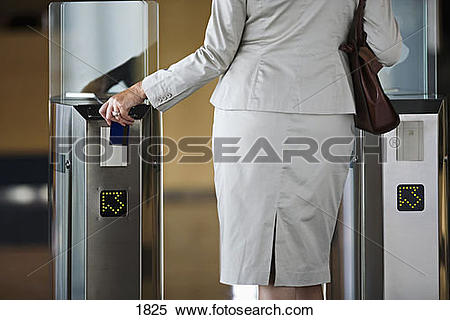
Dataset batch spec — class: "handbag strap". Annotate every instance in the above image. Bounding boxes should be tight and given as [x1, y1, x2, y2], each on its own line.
[355, 0, 367, 47]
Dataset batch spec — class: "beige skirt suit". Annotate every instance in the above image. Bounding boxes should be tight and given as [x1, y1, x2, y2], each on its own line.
[142, 0, 402, 286]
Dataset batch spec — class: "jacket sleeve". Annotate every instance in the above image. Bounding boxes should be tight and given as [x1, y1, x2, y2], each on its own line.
[364, 0, 403, 67]
[142, 0, 247, 112]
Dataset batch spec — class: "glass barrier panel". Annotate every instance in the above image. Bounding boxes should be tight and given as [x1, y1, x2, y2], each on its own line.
[380, 0, 437, 96]
[49, 1, 158, 100]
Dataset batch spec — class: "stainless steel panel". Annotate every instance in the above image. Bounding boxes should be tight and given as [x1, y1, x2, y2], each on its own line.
[100, 128, 128, 167]
[50, 102, 163, 300]
[141, 108, 164, 299]
[328, 164, 361, 300]
[361, 132, 385, 300]
[71, 109, 87, 299]
[328, 130, 385, 300]
[50, 103, 72, 299]
[382, 100, 448, 299]
[383, 113, 439, 299]
[396, 121, 424, 161]
[438, 100, 449, 299]
[329, 99, 449, 300]
[85, 119, 142, 299]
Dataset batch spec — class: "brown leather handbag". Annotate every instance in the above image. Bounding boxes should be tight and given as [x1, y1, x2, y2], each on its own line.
[339, 0, 400, 135]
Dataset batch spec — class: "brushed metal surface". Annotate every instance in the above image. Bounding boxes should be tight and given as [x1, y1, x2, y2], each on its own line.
[328, 129, 385, 300]
[85, 119, 142, 299]
[361, 132, 384, 300]
[99, 127, 128, 167]
[328, 165, 361, 300]
[438, 99, 449, 299]
[382, 105, 443, 299]
[50, 103, 73, 299]
[141, 107, 164, 299]
[50, 103, 163, 300]
[70, 110, 87, 299]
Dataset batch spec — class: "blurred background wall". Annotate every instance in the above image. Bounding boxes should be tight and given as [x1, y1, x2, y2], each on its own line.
[0, 0, 229, 300]
[1, 0, 450, 300]
[0, 0, 216, 189]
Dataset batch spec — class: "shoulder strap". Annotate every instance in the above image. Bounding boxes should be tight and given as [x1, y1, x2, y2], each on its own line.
[356, 0, 367, 47]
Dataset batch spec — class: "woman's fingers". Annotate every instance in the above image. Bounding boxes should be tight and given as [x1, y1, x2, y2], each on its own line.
[117, 106, 135, 123]
[99, 101, 108, 122]
[105, 102, 115, 126]
[111, 104, 134, 126]
[111, 98, 134, 124]
[99, 88, 142, 126]
[118, 117, 134, 126]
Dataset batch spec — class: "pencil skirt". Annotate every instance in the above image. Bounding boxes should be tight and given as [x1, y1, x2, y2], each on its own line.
[211, 107, 356, 286]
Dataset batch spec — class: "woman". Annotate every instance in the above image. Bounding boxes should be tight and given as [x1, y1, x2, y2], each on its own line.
[99, 0, 402, 300]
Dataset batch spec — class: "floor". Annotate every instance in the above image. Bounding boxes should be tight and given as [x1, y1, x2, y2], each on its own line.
[0, 195, 235, 300]
[162, 195, 233, 299]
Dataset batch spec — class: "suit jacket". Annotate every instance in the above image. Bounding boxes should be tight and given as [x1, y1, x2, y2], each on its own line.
[142, 0, 402, 114]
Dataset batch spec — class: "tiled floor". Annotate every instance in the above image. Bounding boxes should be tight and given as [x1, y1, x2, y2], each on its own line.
[0, 195, 233, 300]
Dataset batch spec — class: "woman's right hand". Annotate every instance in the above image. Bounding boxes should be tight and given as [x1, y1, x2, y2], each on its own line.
[99, 81, 146, 126]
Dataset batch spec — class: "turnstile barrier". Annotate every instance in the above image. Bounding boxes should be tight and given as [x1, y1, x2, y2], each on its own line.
[48, 1, 162, 300]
